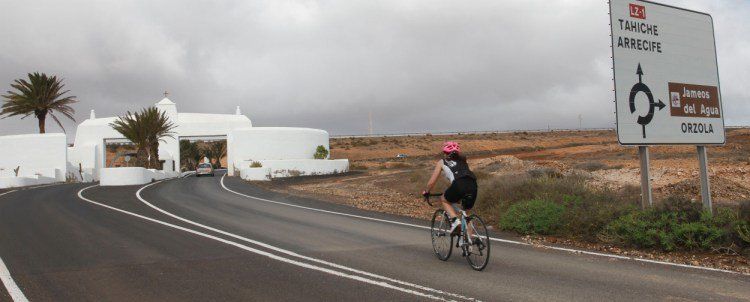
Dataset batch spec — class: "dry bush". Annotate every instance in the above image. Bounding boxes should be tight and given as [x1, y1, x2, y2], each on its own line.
[527, 168, 563, 178]
[349, 162, 369, 170]
[384, 161, 412, 169]
[573, 161, 608, 172]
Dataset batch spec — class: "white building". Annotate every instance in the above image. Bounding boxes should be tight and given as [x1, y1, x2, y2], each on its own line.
[65, 96, 348, 184]
[0, 96, 347, 188]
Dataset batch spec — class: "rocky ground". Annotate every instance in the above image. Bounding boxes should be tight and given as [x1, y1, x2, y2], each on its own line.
[332, 128, 750, 203]
[253, 128, 750, 273]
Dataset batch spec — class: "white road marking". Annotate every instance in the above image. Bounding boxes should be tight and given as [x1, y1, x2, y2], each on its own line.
[0, 190, 17, 197]
[136, 181, 477, 301]
[220, 175, 748, 276]
[0, 190, 29, 302]
[78, 185, 475, 302]
[0, 256, 28, 302]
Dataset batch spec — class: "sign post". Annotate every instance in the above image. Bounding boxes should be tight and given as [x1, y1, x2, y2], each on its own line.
[638, 146, 652, 208]
[609, 0, 724, 211]
[697, 146, 712, 213]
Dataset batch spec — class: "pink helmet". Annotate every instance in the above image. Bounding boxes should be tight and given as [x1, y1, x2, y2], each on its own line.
[442, 141, 460, 154]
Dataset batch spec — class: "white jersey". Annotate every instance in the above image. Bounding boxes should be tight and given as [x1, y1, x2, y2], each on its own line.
[441, 163, 455, 183]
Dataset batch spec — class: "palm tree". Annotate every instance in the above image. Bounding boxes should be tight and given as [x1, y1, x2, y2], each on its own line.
[140, 107, 177, 169]
[110, 111, 149, 167]
[1, 72, 78, 133]
[110, 107, 175, 169]
[179, 140, 200, 171]
[206, 141, 227, 168]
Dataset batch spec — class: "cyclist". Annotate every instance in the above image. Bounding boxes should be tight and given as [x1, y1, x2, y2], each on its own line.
[422, 141, 478, 237]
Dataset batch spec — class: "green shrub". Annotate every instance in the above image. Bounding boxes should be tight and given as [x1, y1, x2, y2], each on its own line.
[314, 145, 329, 159]
[561, 193, 637, 241]
[475, 175, 637, 235]
[601, 210, 660, 249]
[674, 220, 724, 250]
[250, 161, 262, 168]
[739, 200, 750, 221]
[467, 172, 750, 254]
[657, 196, 702, 223]
[737, 222, 750, 245]
[500, 199, 564, 235]
[600, 203, 729, 251]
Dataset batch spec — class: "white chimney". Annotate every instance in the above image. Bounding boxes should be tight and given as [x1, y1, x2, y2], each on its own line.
[236, 106, 241, 115]
[90, 109, 96, 119]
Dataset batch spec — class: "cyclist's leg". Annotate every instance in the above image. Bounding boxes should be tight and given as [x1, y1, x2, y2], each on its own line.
[440, 195, 459, 218]
[442, 181, 462, 219]
[461, 181, 479, 242]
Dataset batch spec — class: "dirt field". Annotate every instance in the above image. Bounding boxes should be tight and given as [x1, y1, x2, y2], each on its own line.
[252, 128, 750, 272]
[257, 128, 750, 224]
[329, 128, 750, 203]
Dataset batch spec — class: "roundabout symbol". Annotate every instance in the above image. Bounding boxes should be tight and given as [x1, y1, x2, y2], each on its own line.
[628, 63, 665, 139]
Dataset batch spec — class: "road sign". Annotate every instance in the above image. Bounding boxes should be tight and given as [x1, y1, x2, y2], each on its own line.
[610, 0, 725, 145]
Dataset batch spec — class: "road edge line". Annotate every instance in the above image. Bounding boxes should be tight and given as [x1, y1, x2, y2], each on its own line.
[136, 180, 478, 301]
[220, 175, 747, 276]
[78, 184, 469, 302]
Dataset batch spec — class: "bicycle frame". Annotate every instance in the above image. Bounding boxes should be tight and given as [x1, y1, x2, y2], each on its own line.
[425, 192, 490, 270]
[424, 194, 472, 241]
[453, 205, 474, 248]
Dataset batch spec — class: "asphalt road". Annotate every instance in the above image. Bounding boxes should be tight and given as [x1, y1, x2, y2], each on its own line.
[0, 173, 748, 301]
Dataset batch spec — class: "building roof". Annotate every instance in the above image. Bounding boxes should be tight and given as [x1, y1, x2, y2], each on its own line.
[177, 112, 250, 124]
[155, 97, 175, 105]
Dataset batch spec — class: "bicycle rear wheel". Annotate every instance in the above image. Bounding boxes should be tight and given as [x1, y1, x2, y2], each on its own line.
[465, 214, 490, 271]
[430, 209, 453, 261]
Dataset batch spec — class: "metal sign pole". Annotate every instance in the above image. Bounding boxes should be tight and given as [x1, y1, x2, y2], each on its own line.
[697, 146, 713, 214]
[639, 146, 652, 209]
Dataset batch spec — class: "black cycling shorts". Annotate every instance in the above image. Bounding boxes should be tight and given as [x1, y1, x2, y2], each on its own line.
[443, 177, 478, 210]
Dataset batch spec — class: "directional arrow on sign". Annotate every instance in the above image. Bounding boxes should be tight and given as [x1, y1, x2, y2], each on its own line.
[629, 63, 658, 139]
[637, 63, 644, 83]
[656, 99, 666, 111]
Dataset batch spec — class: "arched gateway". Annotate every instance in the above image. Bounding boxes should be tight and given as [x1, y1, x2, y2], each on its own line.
[69, 97, 348, 182]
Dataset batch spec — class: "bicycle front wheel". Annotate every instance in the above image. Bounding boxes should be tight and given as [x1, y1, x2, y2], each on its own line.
[465, 214, 490, 271]
[431, 209, 453, 261]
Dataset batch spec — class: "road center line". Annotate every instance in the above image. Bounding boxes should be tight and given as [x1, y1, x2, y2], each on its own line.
[219, 175, 746, 276]
[78, 185, 474, 302]
[135, 181, 477, 301]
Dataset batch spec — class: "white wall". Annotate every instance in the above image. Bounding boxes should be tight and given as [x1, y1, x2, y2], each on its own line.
[70, 117, 121, 179]
[0, 133, 67, 181]
[99, 167, 179, 186]
[70, 100, 253, 176]
[0, 175, 58, 189]
[227, 127, 329, 176]
[67, 145, 97, 181]
[240, 167, 271, 181]
[238, 159, 349, 179]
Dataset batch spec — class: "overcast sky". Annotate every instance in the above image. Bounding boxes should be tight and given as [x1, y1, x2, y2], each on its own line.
[0, 0, 747, 138]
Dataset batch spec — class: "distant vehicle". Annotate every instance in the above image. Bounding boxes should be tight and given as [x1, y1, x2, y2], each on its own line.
[396, 154, 408, 159]
[196, 163, 215, 177]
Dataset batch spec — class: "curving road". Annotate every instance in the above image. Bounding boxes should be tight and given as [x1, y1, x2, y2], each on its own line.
[0, 172, 748, 301]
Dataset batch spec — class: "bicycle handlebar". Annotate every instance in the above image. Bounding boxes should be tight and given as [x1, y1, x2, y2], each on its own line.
[422, 192, 442, 206]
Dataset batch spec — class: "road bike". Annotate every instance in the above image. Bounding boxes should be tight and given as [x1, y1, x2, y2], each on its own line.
[423, 193, 490, 271]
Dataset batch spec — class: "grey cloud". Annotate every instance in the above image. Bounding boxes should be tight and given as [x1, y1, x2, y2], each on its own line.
[0, 0, 747, 138]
